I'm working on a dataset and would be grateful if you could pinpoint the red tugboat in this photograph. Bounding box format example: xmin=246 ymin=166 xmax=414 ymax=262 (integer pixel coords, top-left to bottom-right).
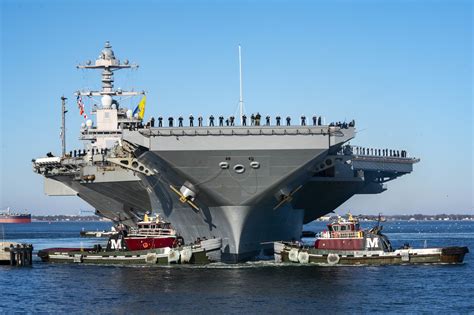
xmin=38 ymin=213 xmax=222 ymax=265
xmin=119 ymin=213 xmax=180 ymax=251
xmin=275 ymin=213 xmax=469 ymax=265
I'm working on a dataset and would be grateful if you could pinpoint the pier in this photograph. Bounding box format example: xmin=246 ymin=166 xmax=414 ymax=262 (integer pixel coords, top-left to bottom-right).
xmin=0 ymin=242 xmax=33 ymax=266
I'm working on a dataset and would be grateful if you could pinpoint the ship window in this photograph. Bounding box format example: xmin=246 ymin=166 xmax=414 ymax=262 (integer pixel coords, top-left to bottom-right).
xmin=234 ymin=164 xmax=245 ymax=174
xmin=219 ymin=162 xmax=229 ymax=169
xmin=341 ymin=226 xmax=346 ymax=231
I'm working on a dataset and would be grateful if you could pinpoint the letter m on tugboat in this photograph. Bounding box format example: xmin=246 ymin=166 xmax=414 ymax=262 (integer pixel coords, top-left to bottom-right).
xmin=106 ymin=233 xmax=129 ymax=251
xmin=366 ymin=237 xmax=380 ymax=249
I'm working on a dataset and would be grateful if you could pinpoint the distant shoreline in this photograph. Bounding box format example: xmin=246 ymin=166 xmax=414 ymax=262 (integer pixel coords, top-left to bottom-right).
xmin=28 ymin=214 xmax=474 ymax=223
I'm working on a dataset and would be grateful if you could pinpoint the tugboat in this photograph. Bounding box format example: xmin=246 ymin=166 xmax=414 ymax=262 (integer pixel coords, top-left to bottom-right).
xmin=38 ymin=214 xmax=221 ymax=265
xmin=275 ymin=213 xmax=469 ymax=265
xmin=124 ymin=213 xmax=181 ymax=250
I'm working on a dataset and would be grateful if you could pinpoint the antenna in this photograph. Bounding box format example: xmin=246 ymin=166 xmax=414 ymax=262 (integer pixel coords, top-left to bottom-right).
xmin=61 ymin=96 xmax=67 ymax=157
xmin=239 ymin=44 xmax=244 ymax=125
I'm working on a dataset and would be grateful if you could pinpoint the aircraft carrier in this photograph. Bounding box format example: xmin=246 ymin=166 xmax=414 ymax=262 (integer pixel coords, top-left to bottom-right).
xmin=33 ymin=42 xmax=419 ymax=262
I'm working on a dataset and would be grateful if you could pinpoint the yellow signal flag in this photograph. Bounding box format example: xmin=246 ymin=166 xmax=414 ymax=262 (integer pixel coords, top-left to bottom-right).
xmin=138 ymin=95 xmax=146 ymax=120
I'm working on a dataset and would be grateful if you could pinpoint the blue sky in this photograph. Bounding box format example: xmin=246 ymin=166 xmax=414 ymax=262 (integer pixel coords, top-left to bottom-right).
xmin=1 ymin=0 xmax=472 ymax=215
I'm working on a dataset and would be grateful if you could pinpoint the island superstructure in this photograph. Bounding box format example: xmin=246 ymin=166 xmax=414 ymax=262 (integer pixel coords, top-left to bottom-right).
xmin=33 ymin=42 xmax=419 ymax=262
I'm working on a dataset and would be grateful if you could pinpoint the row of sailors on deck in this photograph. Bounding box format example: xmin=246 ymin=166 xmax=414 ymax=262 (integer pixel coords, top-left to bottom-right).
xmin=355 ymin=147 xmax=408 ymax=158
xmin=145 ymin=114 xmax=355 ymax=128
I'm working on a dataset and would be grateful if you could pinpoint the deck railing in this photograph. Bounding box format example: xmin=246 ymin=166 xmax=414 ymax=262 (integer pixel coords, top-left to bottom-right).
xmin=318 ymin=231 xmax=364 ymax=239
xmin=132 ymin=228 xmax=175 ymax=236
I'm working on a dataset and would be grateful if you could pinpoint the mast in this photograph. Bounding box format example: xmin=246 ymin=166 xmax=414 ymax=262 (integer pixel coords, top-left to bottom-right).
xmin=76 ymin=41 xmax=142 ymax=98
xmin=61 ymin=96 xmax=67 ymax=157
xmin=239 ymin=44 xmax=244 ymax=125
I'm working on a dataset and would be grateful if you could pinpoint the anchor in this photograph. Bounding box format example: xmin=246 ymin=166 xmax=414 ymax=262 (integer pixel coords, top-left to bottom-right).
xmin=169 ymin=184 xmax=200 ymax=211
xmin=273 ymin=185 xmax=303 ymax=210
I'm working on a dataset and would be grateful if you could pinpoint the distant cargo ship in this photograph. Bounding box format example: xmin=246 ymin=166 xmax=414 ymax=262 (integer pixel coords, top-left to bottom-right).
xmin=0 ymin=208 xmax=31 ymax=224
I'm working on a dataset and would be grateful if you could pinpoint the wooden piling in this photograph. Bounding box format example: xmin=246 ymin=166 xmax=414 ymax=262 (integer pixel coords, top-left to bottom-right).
xmin=1 ymin=242 xmax=33 ymax=266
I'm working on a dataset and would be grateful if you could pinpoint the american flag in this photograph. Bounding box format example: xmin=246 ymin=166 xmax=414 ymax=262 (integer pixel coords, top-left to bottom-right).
xmin=76 ymin=95 xmax=86 ymax=118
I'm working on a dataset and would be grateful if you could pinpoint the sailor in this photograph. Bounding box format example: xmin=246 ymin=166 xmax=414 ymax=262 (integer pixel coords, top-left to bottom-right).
xmin=265 ymin=115 xmax=270 ymax=126
xmin=276 ymin=116 xmax=281 ymax=126
xmin=219 ymin=115 xmax=224 ymax=127
xmin=150 ymin=117 xmax=155 ymax=127
xmin=242 ymin=114 xmax=247 ymax=126
xmin=178 ymin=116 xmax=183 ymax=127
xmin=250 ymin=114 xmax=255 ymax=126
xmin=209 ymin=115 xmax=215 ymax=126
xmin=225 ymin=119 xmax=229 ymax=126
xmin=189 ymin=114 xmax=194 ymax=127
xmin=255 ymin=113 xmax=261 ymax=126
xmin=286 ymin=116 xmax=291 ymax=126
xmin=230 ymin=116 xmax=235 ymax=126
xmin=318 ymin=116 xmax=322 ymax=125
xmin=198 ymin=116 xmax=203 ymax=127
xmin=168 ymin=116 xmax=174 ymax=127
xmin=158 ymin=116 xmax=163 ymax=127
xmin=312 ymin=115 xmax=317 ymax=126
xmin=301 ymin=115 xmax=306 ymax=126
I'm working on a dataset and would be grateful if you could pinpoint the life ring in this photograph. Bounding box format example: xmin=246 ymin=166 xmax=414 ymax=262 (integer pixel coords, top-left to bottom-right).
xmin=288 ymin=248 xmax=300 ymax=263
xmin=142 ymin=242 xmax=149 ymax=249
xmin=327 ymin=253 xmax=340 ymax=265
xmin=298 ymin=251 xmax=310 ymax=264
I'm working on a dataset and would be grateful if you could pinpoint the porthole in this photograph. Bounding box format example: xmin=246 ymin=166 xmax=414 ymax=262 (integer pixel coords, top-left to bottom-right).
xmin=139 ymin=166 xmax=144 ymax=171
xmin=325 ymin=159 xmax=332 ymax=166
xmin=132 ymin=161 xmax=139 ymax=168
xmin=250 ymin=161 xmax=260 ymax=169
xmin=219 ymin=162 xmax=229 ymax=169
xmin=233 ymin=164 xmax=245 ymax=174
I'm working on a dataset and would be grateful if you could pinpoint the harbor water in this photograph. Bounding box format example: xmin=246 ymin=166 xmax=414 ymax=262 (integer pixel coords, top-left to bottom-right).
xmin=1 ymin=221 xmax=473 ymax=313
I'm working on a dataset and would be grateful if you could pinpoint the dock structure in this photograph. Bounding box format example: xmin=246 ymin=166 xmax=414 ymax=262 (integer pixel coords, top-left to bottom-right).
xmin=0 ymin=242 xmax=33 ymax=266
